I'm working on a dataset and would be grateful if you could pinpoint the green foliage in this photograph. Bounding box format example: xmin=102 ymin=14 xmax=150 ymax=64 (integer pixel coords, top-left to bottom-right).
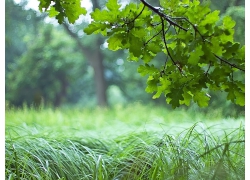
xmin=220 ymin=6 xmax=245 ymax=45
xmin=5 ymin=0 xmax=43 ymax=72
xmin=38 ymin=0 xmax=87 ymax=23
xmin=39 ymin=0 xmax=245 ymax=108
xmin=6 ymin=25 xmax=83 ymax=107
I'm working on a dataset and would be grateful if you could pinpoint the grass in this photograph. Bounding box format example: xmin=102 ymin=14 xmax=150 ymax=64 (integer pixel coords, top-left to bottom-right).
xmin=5 ymin=103 xmax=245 ymax=180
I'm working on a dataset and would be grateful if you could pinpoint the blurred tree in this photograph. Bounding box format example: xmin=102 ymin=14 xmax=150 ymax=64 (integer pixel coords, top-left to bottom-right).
xmin=210 ymin=0 xmax=244 ymax=13
xmin=5 ymin=0 xmax=44 ymax=72
xmin=61 ymin=0 xmax=110 ymax=107
xmin=6 ymin=25 xmax=84 ymax=107
xmin=63 ymin=24 xmax=108 ymax=107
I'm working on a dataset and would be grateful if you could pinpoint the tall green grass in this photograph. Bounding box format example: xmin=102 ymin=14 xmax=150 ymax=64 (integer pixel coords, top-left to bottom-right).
xmin=5 ymin=103 xmax=245 ymax=179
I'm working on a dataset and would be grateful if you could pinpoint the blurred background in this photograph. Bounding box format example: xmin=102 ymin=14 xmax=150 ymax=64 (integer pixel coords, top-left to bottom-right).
xmin=5 ymin=0 xmax=245 ymax=117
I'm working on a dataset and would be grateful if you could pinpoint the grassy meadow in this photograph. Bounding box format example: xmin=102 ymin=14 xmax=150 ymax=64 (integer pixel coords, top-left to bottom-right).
xmin=5 ymin=103 xmax=245 ymax=180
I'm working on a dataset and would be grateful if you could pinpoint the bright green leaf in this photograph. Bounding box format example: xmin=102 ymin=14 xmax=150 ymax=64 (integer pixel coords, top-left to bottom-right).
xmin=107 ymin=33 xmax=125 ymax=50
xmin=223 ymin=16 xmax=236 ymax=29
xmin=47 ymin=7 xmax=59 ymax=17
xmin=193 ymin=91 xmax=210 ymax=107
xmin=137 ymin=64 xmax=158 ymax=76
xmin=84 ymin=23 xmax=107 ymax=35
xmin=188 ymin=45 xmax=204 ymax=65
xmin=199 ymin=10 xmax=220 ymax=26
xmin=181 ymin=88 xmax=193 ymax=106
xmin=235 ymin=91 xmax=245 ymax=106
xmin=106 ymin=0 xmax=121 ymax=11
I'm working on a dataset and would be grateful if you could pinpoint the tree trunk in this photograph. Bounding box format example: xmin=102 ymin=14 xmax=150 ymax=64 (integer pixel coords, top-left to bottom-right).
xmin=61 ymin=0 xmax=112 ymax=107
xmin=89 ymin=40 xmax=107 ymax=106
xmin=62 ymin=24 xmax=108 ymax=107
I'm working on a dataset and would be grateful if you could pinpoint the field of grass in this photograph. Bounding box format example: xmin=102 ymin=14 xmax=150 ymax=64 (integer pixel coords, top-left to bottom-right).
xmin=5 ymin=103 xmax=245 ymax=180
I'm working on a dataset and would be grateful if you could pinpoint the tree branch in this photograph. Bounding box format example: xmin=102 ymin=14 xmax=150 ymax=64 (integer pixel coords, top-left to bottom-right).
xmin=170 ymin=16 xmax=205 ymax=41
xmin=161 ymin=17 xmax=183 ymax=74
xmin=140 ymin=0 xmax=188 ymax=32
xmin=120 ymin=5 xmax=145 ymax=30
xmin=130 ymin=5 xmax=145 ymax=23
xmin=214 ymin=54 xmax=245 ymax=72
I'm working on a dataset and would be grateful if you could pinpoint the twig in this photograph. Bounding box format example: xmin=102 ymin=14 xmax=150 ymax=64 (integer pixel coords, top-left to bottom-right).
xmin=121 ymin=5 xmax=145 ymax=29
xmin=161 ymin=18 xmax=176 ymax=67
xmin=170 ymin=16 xmax=205 ymax=41
xmin=214 ymin=54 xmax=245 ymax=72
xmin=161 ymin=17 xmax=184 ymax=75
xmin=144 ymin=30 xmax=162 ymax=45
xmin=129 ymin=5 xmax=146 ymax=24
xmin=205 ymin=61 xmax=212 ymax=76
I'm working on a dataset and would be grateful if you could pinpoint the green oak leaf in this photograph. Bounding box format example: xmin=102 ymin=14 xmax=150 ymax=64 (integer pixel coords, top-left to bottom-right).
xmin=222 ymin=16 xmax=236 ymax=29
xmin=168 ymin=88 xmax=184 ymax=108
xmin=188 ymin=45 xmax=204 ymax=65
xmin=193 ymin=91 xmax=210 ymax=107
xmin=130 ymin=28 xmax=146 ymax=38
xmin=106 ymin=0 xmax=121 ymax=11
xmin=91 ymin=9 xmax=111 ymax=22
xmin=84 ymin=23 xmax=107 ymax=35
xmin=234 ymin=91 xmax=245 ymax=106
xmin=107 ymin=33 xmax=125 ymax=50
xmin=146 ymin=75 xmax=159 ymax=93
xmin=226 ymin=89 xmax=235 ymax=102
xmin=180 ymin=88 xmax=193 ymax=106
xmin=222 ymin=42 xmax=240 ymax=59
xmin=38 ymin=0 xmax=51 ymax=11
xmin=153 ymin=77 xmax=171 ymax=99
xmin=146 ymin=42 xmax=162 ymax=55
xmin=129 ymin=36 xmax=144 ymax=57
xmin=210 ymin=37 xmax=226 ymax=56
xmin=47 ymin=6 xmax=59 ymax=17
xmin=199 ymin=10 xmax=220 ymax=26
xmin=142 ymin=50 xmax=155 ymax=63
xmin=137 ymin=64 xmax=158 ymax=76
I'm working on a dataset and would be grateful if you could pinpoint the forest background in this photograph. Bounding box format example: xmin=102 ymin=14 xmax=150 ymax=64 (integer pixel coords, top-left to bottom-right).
xmin=3 ymin=0 xmax=248 ymax=179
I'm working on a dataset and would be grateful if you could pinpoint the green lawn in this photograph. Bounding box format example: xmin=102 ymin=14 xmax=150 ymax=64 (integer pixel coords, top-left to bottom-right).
xmin=5 ymin=103 xmax=245 ymax=180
